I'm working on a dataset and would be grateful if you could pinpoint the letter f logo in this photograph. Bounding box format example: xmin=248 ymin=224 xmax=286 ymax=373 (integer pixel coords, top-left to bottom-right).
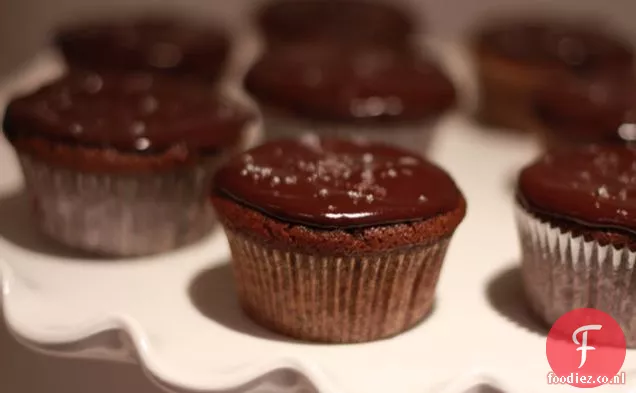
xmin=573 ymin=324 xmax=602 ymax=368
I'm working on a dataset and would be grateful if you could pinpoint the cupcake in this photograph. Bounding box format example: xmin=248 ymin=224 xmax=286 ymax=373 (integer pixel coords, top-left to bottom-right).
xmin=54 ymin=16 xmax=230 ymax=84
xmin=472 ymin=18 xmax=634 ymax=132
xmin=516 ymin=145 xmax=636 ymax=346
xmin=211 ymin=136 xmax=466 ymax=343
xmin=255 ymin=0 xmax=415 ymax=50
xmin=534 ymin=73 xmax=636 ymax=150
xmin=3 ymin=70 xmax=254 ymax=256
xmin=244 ymin=43 xmax=456 ymax=153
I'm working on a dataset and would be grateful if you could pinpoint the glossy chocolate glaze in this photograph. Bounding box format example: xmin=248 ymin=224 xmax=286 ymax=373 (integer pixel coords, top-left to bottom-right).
xmin=245 ymin=44 xmax=456 ymax=122
xmin=535 ymin=74 xmax=636 ymax=142
xmin=478 ymin=21 xmax=633 ymax=72
xmin=214 ymin=136 xmax=463 ymax=228
xmin=55 ymin=17 xmax=229 ymax=79
xmin=3 ymin=71 xmax=251 ymax=153
xmin=518 ymin=145 xmax=636 ymax=233
xmin=257 ymin=0 xmax=414 ymax=46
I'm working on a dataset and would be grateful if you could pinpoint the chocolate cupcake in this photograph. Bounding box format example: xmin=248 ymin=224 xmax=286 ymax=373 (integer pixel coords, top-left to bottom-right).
xmin=256 ymin=0 xmax=415 ymax=49
xmin=245 ymin=44 xmax=456 ymax=153
xmin=516 ymin=145 xmax=636 ymax=346
xmin=55 ymin=16 xmax=230 ymax=83
xmin=3 ymin=70 xmax=254 ymax=256
xmin=472 ymin=19 xmax=634 ymax=132
xmin=534 ymin=74 xmax=636 ymax=150
xmin=211 ymin=136 xmax=466 ymax=343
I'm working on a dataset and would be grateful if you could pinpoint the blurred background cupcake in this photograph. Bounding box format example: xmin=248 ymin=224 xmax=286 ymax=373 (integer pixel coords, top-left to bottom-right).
xmin=244 ymin=42 xmax=456 ymax=154
xmin=2 ymin=70 xmax=255 ymax=256
xmin=533 ymin=73 xmax=636 ymax=150
xmin=54 ymin=15 xmax=232 ymax=85
xmin=471 ymin=17 xmax=634 ymax=133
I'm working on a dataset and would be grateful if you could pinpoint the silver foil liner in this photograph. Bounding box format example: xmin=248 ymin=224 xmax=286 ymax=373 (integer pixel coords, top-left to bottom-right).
xmin=223 ymin=227 xmax=450 ymax=343
xmin=260 ymin=108 xmax=438 ymax=156
xmin=19 ymin=154 xmax=221 ymax=257
xmin=515 ymin=203 xmax=636 ymax=347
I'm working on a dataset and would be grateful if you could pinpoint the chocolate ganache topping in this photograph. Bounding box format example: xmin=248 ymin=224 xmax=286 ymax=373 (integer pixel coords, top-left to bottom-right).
xmin=3 ymin=71 xmax=251 ymax=153
xmin=478 ymin=21 xmax=633 ymax=72
xmin=55 ymin=17 xmax=229 ymax=78
xmin=535 ymin=74 xmax=636 ymax=142
xmin=214 ymin=136 xmax=464 ymax=228
xmin=245 ymin=44 xmax=456 ymax=123
xmin=518 ymin=145 xmax=636 ymax=232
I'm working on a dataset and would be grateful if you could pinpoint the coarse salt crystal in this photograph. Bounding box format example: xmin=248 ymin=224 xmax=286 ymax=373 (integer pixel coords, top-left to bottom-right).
xmin=597 ymin=186 xmax=610 ymax=199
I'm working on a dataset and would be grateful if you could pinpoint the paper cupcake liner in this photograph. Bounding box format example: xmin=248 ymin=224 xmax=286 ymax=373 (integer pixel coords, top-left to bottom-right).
xmin=19 ymin=154 xmax=221 ymax=256
xmin=223 ymin=227 xmax=450 ymax=343
xmin=515 ymin=203 xmax=636 ymax=347
xmin=260 ymin=107 xmax=438 ymax=156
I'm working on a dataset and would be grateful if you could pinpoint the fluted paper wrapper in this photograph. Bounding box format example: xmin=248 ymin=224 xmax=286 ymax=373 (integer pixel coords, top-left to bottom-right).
xmin=261 ymin=108 xmax=437 ymax=156
xmin=515 ymin=204 xmax=636 ymax=347
xmin=223 ymin=228 xmax=450 ymax=343
xmin=19 ymin=154 xmax=220 ymax=256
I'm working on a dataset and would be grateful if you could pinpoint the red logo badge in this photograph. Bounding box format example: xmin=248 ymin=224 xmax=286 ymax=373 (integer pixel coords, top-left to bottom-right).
xmin=546 ymin=308 xmax=626 ymax=388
